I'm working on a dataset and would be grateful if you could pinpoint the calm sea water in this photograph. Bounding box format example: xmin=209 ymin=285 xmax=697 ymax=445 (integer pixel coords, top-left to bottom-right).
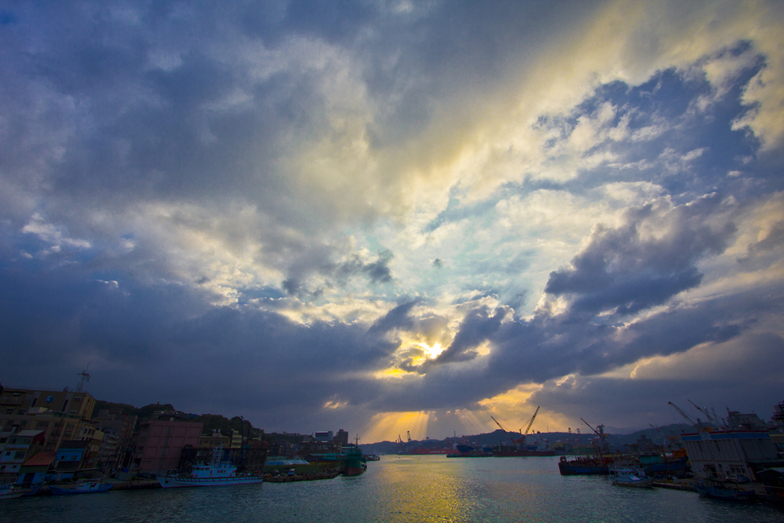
xmin=3 ymin=455 xmax=782 ymax=522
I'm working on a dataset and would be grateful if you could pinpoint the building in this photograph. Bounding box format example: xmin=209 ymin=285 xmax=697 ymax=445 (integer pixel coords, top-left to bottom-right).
xmin=18 ymin=451 xmax=56 ymax=486
xmin=199 ymin=429 xmax=230 ymax=449
xmin=230 ymin=429 xmax=242 ymax=449
xmin=54 ymin=440 xmax=89 ymax=477
xmin=0 ymin=387 xmax=98 ymax=454
xmin=334 ymin=429 xmax=349 ymax=446
xmin=314 ymin=431 xmax=334 ymax=443
xmin=0 ymin=429 xmax=45 ymax=480
xmin=92 ymin=408 xmax=137 ymax=471
xmin=681 ymin=430 xmax=780 ymax=484
xmin=133 ymin=419 xmax=203 ymax=472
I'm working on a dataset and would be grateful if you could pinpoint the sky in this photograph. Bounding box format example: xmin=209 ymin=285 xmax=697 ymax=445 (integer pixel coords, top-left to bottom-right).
xmin=1 ymin=0 xmax=783 ymax=443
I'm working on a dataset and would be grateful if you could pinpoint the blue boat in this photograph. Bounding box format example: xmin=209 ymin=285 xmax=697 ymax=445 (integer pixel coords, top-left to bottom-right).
xmin=695 ymin=478 xmax=756 ymax=501
xmin=49 ymin=481 xmax=112 ymax=495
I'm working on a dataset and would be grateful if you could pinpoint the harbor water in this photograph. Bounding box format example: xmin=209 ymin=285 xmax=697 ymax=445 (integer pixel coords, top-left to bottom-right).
xmin=3 ymin=455 xmax=782 ymax=522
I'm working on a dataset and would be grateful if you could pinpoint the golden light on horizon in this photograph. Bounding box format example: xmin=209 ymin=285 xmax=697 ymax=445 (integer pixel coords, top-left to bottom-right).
xmin=361 ymin=410 xmax=431 ymax=443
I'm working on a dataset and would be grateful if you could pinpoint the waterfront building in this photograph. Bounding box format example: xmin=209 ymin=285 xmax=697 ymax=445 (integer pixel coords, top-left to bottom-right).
xmin=132 ymin=418 xmax=203 ymax=472
xmin=0 ymin=429 xmax=45 ymax=481
xmin=230 ymin=429 xmax=242 ymax=449
xmin=17 ymin=451 xmax=56 ymax=485
xmin=53 ymin=440 xmax=89 ymax=479
xmin=335 ymin=429 xmax=349 ymax=446
xmin=92 ymin=408 xmax=137 ymax=471
xmin=726 ymin=410 xmax=768 ymax=431
xmin=199 ymin=428 xmax=229 ymax=449
xmin=681 ymin=430 xmax=780 ymax=484
xmin=96 ymin=428 xmax=120 ymax=471
xmin=0 ymin=387 xmax=98 ymax=454
xmin=314 ymin=431 xmax=334 ymax=443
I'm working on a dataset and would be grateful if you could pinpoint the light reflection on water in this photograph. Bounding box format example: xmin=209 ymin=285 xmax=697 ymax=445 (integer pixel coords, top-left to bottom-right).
xmin=2 ymin=455 xmax=783 ymax=522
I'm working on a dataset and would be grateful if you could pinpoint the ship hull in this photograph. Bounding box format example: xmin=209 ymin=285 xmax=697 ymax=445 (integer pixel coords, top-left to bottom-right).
xmin=157 ymin=476 xmax=263 ymax=488
xmin=558 ymin=457 xmax=609 ymax=476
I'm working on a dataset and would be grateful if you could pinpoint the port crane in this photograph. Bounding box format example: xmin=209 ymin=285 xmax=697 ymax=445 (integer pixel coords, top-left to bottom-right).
xmin=668 ymin=401 xmax=697 ymax=425
xmin=520 ymin=406 xmax=540 ymax=435
xmin=490 ymin=415 xmax=508 ymax=432
xmin=490 ymin=415 xmax=517 ymax=448
xmin=687 ymin=399 xmax=716 ymax=423
xmin=648 ymin=423 xmax=678 ymax=449
xmin=580 ymin=418 xmax=609 ymax=453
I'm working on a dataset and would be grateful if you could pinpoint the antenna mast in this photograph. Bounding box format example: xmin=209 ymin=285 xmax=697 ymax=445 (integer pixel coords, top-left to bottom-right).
xmin=76 ymin=366 xmax=91 ymax=392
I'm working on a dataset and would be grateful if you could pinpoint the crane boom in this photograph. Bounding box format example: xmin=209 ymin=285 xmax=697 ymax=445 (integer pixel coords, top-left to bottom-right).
xmin=668 ymin=401 xmax=697 ymax=425
xmin=668 ymin=401 xmax=697 ymax=424
xmin=522 ymin=406 xmax=540 ymax=435
xmin=490 ymin=415 xmax=508 ymax=432
xmin=580 ymin=417 xmax=600 ymax=437
xmin=687 ymin=399 xmax=715 ymax=422
xmin=648 ymin=423 xmax=674 ymax=448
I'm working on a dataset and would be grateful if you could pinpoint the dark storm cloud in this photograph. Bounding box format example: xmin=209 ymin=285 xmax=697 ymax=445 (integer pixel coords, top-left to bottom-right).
xmin=367 ymin=300 xmax=419 ymax=337
xmin=431 ymin=306 xmax=505 ymax=365
xmin=545 ymin=195 xmax=736 ymax=316
xmin=0 ymin=261 xmax=394 ymax=428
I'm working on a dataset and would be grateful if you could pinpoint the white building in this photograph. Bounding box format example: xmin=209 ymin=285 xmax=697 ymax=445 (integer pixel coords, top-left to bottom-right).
xmin=681 ymin=430 xmax=779 ymax=482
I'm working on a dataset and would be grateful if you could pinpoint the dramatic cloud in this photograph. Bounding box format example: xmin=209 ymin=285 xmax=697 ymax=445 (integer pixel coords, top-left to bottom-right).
xmin=1 ymin=0 xmax=783 ymax=440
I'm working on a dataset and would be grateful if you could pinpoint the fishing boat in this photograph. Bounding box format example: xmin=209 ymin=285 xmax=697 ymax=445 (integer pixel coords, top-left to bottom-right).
xmin=610 ymin=465 xmax=654 ymax=488
xmin=695 ymin=478 xmax=756 ymax=501
xmin=0 ymin=485 xmax=31 ymax=500
xmin=157 ymin=447 xmax=263 ymax=488
xmin=49 ymin=480 xmax=112 ymax=495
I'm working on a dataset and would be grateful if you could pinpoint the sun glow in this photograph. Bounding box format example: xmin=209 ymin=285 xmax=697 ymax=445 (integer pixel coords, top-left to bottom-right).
xmin=421 ymin=342 xmax=445 ymax=359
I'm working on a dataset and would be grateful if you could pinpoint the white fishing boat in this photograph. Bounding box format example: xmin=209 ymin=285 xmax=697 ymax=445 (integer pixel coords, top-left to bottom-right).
xmin=0 ymin=485 xmax=26 ymax=500
xmin=157 ymin=447 xmax=263 ymax=488
xmin=610 ymin=465 xmax=654 ymax=488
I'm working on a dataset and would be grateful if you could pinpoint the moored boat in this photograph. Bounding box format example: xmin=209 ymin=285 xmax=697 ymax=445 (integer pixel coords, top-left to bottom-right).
xmin=157 ymin=447 xmax=263 ymax=488
xmin=342 ymin=445 xmax=367 ymax=476
xmin=49 ymin=481 xmax=112 ymax=495
xmin=695 ymin=478 xmax=756 ymax=501
xmin=558 ymin=456 xmax=610 ymax=476
xmin=610 ymin=465 xmax=654 ymax=488
xmin=0 ymin=485 xmax=30 ymax=500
